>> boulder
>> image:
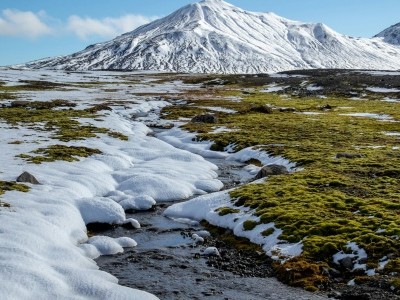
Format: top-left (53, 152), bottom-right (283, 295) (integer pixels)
top-left (250, 105), bottom-right (273, 114)
top-left (10, 100), bottom-right (30, 108)
top-left (338, 256), bottom-right (354, 270)
top-left (191, 114), bottom-right (218, 123)
top-left (336, 153), bottom-right (363, 159)
top-left (255, 165), bottom-right (289, 179)
top-left (279, 107), bottom-right (297, 112)
top-left (16, 171), bottom-right (40, 184)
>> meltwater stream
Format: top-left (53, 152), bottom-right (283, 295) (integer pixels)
top-left (95, 156), bottom-right (328, 300)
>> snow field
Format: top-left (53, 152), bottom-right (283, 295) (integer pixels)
top-left (0, 70), bottom-right (223, 299)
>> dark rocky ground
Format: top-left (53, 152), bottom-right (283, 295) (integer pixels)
top-left (216, 69), bottom-right (400, 99)
top-left (96, 205), bottom-right (327, 300)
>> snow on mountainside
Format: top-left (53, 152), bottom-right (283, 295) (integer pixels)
top-left (375, 22), bottom-right (400, 45)
top-left (16, 0), bottom-right (400, 73)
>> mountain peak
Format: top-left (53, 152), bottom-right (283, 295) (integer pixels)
top-left (200, 0), bottom-right (230, 5)
top-left (16, 0), bottom-right (400, 73)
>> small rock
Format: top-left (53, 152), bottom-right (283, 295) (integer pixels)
top-left (328, 291), bottom-right (342, 298)
top-left (255, 164), bottom-right (289, 179)
top-left (16, 171), bottom-right (40, 184)
top-left (336, 153), bottom-right (363, 159)
top-left (329, 268), bottom-right (341, 278)
top-left (341, 292), bottom-right (372, 300)
top-left (358, 257), bottom-right (368, 264)
top-left (320, 104), bottom-right (333, 110)
top-left (279, 107), bottom-right (297, 112)
top-left (10, 100), bottom-right (30, 108)
top-left (250, 105), bottom-right (273, 114)
top-left (191, 114), bottom-right (218, 123)
top-left (339, 257), bottom-right (354, 270)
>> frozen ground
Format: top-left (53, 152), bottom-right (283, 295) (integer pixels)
top-left (0, 70), bottom-right (223, 299)
top-left (2, 69), bottom-right (398, 299)
top-left (0, 70), bottom-right (315, 299)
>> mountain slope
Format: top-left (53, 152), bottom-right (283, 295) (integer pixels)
top-left (17, 0), bottom-right (400, 73)
top-left (375, 22), bottom-right (400, 45)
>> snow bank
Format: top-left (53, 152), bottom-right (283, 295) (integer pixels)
top-left (261, 84), bottom-right (289, 93)
top-left (164, 189), bottom-right (303, 260)
top-left (366, 87), bottom-right (400, 93)
top-left (156, 127), bottom-right (229, 159)
top-left (339, 112), bottom-right (393, 120)
top-left (0, 70), bottom-right (225, 299)
top-left (227, 146), bottom-right (296, 170)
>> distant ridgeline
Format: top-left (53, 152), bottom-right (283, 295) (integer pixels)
top-left (12, 0), bottom-right (400, 74)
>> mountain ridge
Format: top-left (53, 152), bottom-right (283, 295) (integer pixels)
top-left (375, 22), bottom-right (400, 45)
top-left (14, 0), bottom-right (400, 73)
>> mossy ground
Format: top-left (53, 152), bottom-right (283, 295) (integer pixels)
top-left (0, 181), bottom-right (30, 207)
top-left (17, 145), bottom-right (102, 164)
top-left (0, 99), bottom-right (128, 162)
top-left (161, 78), bottom-right (400, 290)
top-left (216, 207), bottom-right (240, 216)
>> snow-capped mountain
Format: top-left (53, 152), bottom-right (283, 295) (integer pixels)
top-left (375, 23), bottom-right (400, 45)
top-left (16, 0), bottom-right (400, 73)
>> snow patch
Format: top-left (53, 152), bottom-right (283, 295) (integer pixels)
top-left (339, 113), bottom-right (393, 120)
top-left (366, 87), bottom-right (400, 93)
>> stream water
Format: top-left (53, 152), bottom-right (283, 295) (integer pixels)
top-left (96, 155), bottom-right (328, 299)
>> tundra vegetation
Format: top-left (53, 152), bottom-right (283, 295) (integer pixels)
top-left (1, 73), bottom-right (399, 292)
top-left (0, 82), bottom-right (128, 164)
top-left (162, 74), bottom-right (400, 290)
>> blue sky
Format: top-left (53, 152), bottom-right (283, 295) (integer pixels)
top-left (0, 0), bottom-right (399, 66)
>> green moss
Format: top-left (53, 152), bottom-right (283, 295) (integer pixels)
top-left (216, 207), bottom-right (240, 216)
top-left (0, 102), bottom-right (128, 142)
top-left (0, 181), bottom-right (30, 207)
top-left (243, 220), bottom-right (259, 231)
top-left (17, 145), bottom-right (102, 164)
top-left (261, 228), bottom-right (275, 236)
top-left (0, 92), bottom-right (17, 100)
top-left (108, 131), bottom-right (129, 141)
top-left (0, 181), bottom-right (30, 193)
top-left (10, 100), bottom-right (76, 109)
top-left (161, 81), bottom-right (400, 282)
top-left (391, 278), bottom-right (400, 290)
top-left (200, 220), bottom-right (264, 252)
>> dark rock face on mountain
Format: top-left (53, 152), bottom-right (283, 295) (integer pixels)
top-left (375, 22), bottom-right (400, 45)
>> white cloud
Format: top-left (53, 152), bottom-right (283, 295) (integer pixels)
top-left (67, 14), bottom-right (158, 40)
top-left (0, 9), bottom-right (53, 38)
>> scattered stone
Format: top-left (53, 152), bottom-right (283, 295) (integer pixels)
top-left (340, 292), bottom-right (372, 300)
top-left (255, 164), bottom-right (289, 179)
top-left (339, 257), bottom-right (354, 270)
top-left (320, 104), bottom-right (333, 110)
top-left (336, 153), bottom-right (363, 159)
top-left (279, 107), bottom-right (297, 112)
top-left (328, 291), bottom-right (342, 298)
top-left (244, 158), bottom-right (263, 167)
top-left (10, 100), bottom-right (30, 108)
top-left (358, 257), bottom-right (368, 265)
top-left (191, 114), bottom-right (218, 123)
top-left (250, 105), bottom-right (273, 114)
top-left (147, 123), bottom-right (174, 129)
top-left (205, 78), bottom-right (226, 86)
top-left (16, 171), bottom-right (40, 184)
